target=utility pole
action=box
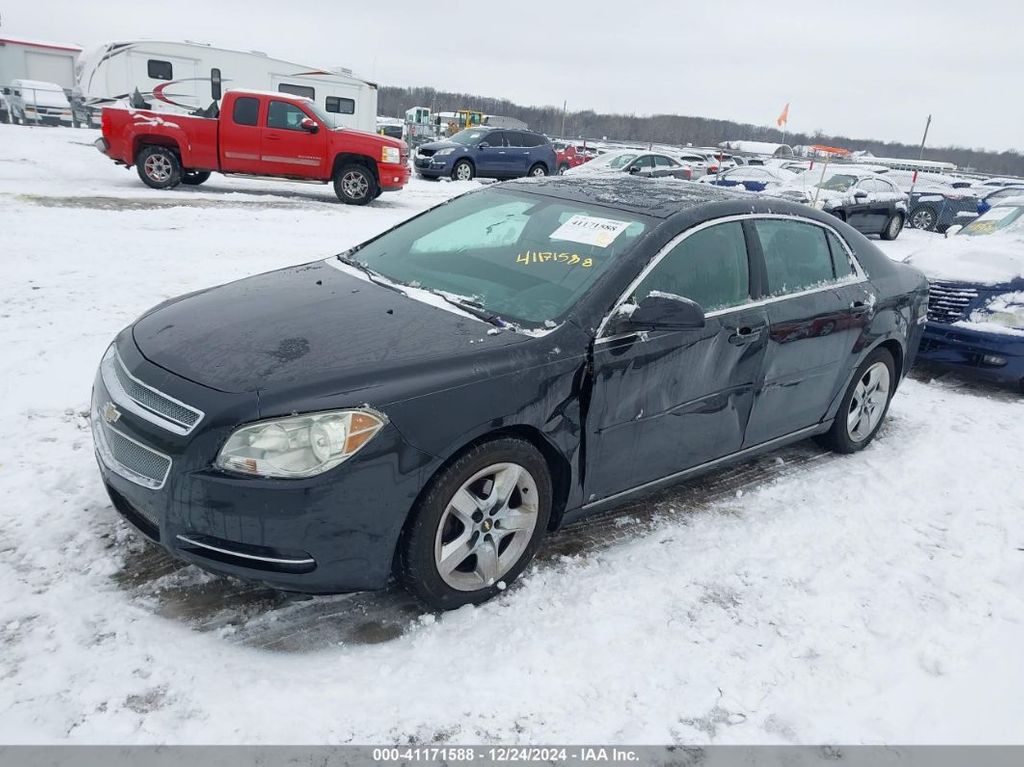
[918,114,932,160]
[560,100,567,139]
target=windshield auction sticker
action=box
[550,215,631,248]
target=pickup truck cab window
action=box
[232,97,259,126]
[756,219,837,296]
[267,100,311,131]
[633,222,750,312]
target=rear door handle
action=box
[266,134,282,141]
[728,325,764,345]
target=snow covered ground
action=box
[1,124,1022,745]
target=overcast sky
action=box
[4,0,1022,151]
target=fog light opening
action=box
[981,354,1007,367]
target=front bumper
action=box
[91,337,431,593]
[413,154,453,178]
[918,321,1024,387]
[377,160,411,191]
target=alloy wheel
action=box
[433,462,539,591]
[341,170,369,199]
[455,163,473,181]
[846,362,891,442]
[911,209,934,230]
[530,165,546,177]
[144,154,172,183]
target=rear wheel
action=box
[333,163,377,205]
[528,163,548,177]
[817,348,895,454]
[135,146,181,189]
[880,212,904,240]
[396,438,551,610]
[910,206,936,231]
[181,170,211,186]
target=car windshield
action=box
[449,129,490,146]
[592,152,639,170]
[959,205,1024,236]
[341,188,652,327]
[815,174,859,192]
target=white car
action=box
[5,79,73,126]
[698,165,798,192]
[776,168,909,240]
[563,149,694,180]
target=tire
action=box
[557,163,570,175]
[910,206,937,231]
[817,347,895,454]
[396,437,552,610]
[880,212,904,240]
[528,163,549,177]
[333,163,378,205]
[181,170,211,186]
[451,159,475,182]
[136,146,181,189]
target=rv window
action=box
[326,97,356,115]
[278,83,315,101]
[232,97,259,127]
[147,60,173,81]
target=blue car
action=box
[905,201,1024,391]
[906,186,981,233]
[414,127,556,181]
[976,185,1024,216]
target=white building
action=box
[0,36,82,89]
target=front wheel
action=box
[181,170,211,186]
[817,348,895,454]
[909,206,936,231]
[451,159,475,182]
[528,163,548,177]
[136,145,181,189]
[880,212,904,240]
[333,163,378,205]
[396,438,552,610]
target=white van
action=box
[4,79,73,126]
[77,40,377,133]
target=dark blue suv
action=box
[414,127,557,181]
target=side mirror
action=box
[945,224,963,238]
[477,142,490,149]
[211,68,222,101]
[1,87,9,95]
[609,294,706,335]
[853,190,869,199]
[627,165,641,175]
[300,117,319,134]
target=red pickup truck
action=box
[95,90,410,205]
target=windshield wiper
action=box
[335,253,408,296]
[431,292,508,330]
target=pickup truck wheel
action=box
[181,170,211,186]
[333,164,377,205]
[136,146,181,189]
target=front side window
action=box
[232,97,259,126]
[652,155,678,167]
[345,188,651,327]
[631,155,654,170]
[147,60,172,80]
[278,83,315,100]
[633,222,750,313]
[325,96,355,114]
[816,174,858,192]
[267,100,310,131]
[756,220,836,296]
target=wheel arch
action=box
[132,136,182,165]
[332,152,379,184]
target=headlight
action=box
[979,293,1024,331]
[435,147,456,157]
[215,409,387,478]
[381,146,401,164]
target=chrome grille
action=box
[92,413,172,491]
[101,348,203,435]
[927,281,978,324]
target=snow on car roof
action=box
[11,79,66,91]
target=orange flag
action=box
[776,103,790,128]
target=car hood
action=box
[132,260,532,399]
[417,140,463,152]
[904,233,1024,286]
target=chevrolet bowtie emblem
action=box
[102,402,122,424]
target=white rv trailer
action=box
[76,40,377,132]
[0,36,82,89]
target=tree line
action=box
[379,85,1023,176]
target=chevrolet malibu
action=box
[92,177,928,610]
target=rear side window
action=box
[827,231,855,278]
[326,96,355,114]
[147,60,173,80]
[232,97,259,126]
[634,222,750,312]
[520,132,545,147]
[756,220,836,296]
[278,83,315,100]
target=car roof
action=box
[501,175,763,219]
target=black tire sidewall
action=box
[136,146,181,189]
[881,213,903,240]
[451,160,474,181]
[824,347,896,454]
[397,438,552,610]
[333,163,377,205]
[529,163,548,177]
[181,170,211,186]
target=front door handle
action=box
[850,300,870,315]
[266,134,281,141]
[728,325,764,345]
